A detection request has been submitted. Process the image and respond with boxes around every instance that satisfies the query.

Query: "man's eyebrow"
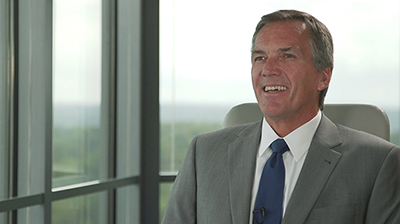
[252,47,298,55]
[251,50,265,56]
[278,47,295,53]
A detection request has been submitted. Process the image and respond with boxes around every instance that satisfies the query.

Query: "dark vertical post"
[105,0,118,223]
[43,0,53,223]
[140,0,160,223]
[10,0,19,223]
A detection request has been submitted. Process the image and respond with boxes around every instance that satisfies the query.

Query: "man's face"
[251,20,330,127]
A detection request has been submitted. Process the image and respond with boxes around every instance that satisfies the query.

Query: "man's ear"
[317,68,332,91]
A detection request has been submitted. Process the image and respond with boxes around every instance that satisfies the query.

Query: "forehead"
[254,20,310,51]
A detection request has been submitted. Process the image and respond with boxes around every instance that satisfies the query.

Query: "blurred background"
[0,0,397,223]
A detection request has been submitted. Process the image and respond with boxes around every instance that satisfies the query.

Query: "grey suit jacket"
[162,114,400,224]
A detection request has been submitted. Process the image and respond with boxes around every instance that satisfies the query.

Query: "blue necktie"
[254,139,289,224]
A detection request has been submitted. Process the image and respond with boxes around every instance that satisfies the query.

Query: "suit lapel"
[228,121,261,224]
[283,115,343,224]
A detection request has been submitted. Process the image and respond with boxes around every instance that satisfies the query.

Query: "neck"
[265,109,319,137]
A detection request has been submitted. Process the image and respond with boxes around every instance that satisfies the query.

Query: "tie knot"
[270,139,289,154]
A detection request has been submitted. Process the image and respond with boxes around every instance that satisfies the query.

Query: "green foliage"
[160,122,222,172]
[159,122,222,221]
[391,130,400,146]
[52,193,106,224]
[53,126,102,182]
[159,183,174,222]
[52,126,105,223]
[53,121,222,223]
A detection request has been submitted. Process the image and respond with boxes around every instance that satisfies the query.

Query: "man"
[162,10,400,224]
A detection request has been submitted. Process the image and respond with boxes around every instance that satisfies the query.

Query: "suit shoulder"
[334,124,399,159]
[336,124,394,147]
[194,121,261,145]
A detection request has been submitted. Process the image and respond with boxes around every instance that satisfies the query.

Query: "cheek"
[294,66,321,88]
[251,67,258,86]
[251,63,263,78]
[297,75,322,98]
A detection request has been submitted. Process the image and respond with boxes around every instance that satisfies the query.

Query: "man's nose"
[262,57,281,77]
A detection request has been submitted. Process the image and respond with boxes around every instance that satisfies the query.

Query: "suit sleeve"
[365,145,400,224]
[161,136,198,224]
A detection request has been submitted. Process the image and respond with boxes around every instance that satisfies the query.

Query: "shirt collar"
[258,110,322,162]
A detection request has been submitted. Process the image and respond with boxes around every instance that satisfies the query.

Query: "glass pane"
[0,213,6,224]
[18,205,43,224]
[160,120,222,173]
[115,1,141,222]
[52,192,107,224]
[159,183,173,223]
[52,0,107,188]
[116,185,140,224]
[116,0,141,178]
[159,1,227,173]
[18,0,52,197]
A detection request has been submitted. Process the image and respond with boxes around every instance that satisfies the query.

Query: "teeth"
[265,86,288,92]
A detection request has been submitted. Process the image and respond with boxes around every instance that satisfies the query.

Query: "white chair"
[223,103,390,141]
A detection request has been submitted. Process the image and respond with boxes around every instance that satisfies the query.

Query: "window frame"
[0,0,160,223]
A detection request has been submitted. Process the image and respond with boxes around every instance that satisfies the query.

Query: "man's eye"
[284,54,294,59]
[254,56,265,62]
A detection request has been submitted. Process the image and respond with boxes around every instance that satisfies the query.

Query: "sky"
[52,0,400,111]
[160,0,400,109]
[53,0,102,106]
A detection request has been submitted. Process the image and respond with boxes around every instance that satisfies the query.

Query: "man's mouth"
[264,86,288,92]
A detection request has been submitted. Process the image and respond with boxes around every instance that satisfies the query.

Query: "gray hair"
[251,10,334,109]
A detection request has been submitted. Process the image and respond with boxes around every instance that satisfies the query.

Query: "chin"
[259,102,284,116]
[260,108,284,119]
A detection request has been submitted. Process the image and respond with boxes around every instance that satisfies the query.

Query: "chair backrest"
[223,103,390,141]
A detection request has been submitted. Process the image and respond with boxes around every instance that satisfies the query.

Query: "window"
[53,0,105,189]
[0,0,159,223]
[159,0,400,219]
[52,1,108,222]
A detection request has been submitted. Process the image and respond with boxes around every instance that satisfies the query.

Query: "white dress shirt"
[249,111,322,224]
